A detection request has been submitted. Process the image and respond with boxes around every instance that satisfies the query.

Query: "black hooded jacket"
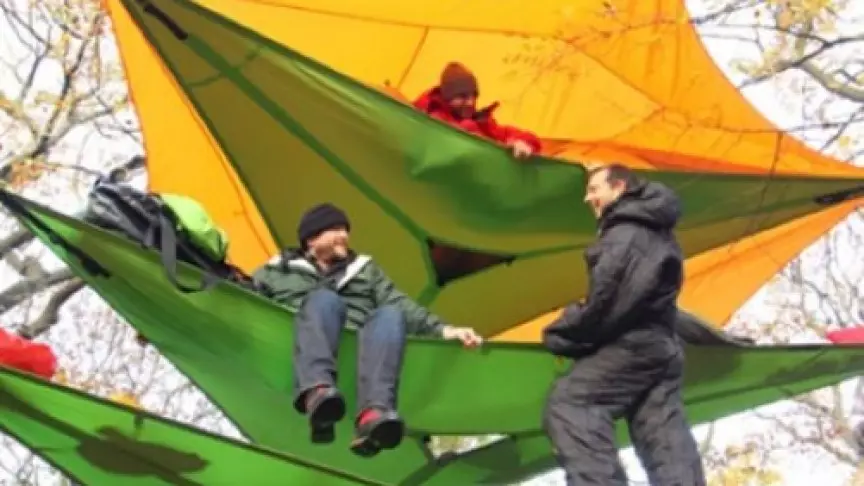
[543,179,684,358]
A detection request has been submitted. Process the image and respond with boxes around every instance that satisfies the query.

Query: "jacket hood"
[600,180,681,232]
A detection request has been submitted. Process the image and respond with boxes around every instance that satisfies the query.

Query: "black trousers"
[543,329,706,486]
[292,289,406,415]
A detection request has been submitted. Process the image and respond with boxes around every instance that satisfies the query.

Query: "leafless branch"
[0,268,75,314]
[819,106,864,152]
[690,0,763,26]
[753,409,858,466]
[798,60,864,103]
[0,224,35,260]
[17,277,85,339]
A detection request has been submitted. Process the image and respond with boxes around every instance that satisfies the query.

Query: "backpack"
[82,180,252,293]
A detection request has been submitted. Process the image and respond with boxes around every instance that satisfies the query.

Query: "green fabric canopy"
[118,0,864,337]
[3,190,864,485]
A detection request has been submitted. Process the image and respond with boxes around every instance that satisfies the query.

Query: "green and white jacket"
[252,249,445,337]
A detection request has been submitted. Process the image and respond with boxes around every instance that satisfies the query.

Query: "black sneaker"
[305,387,346,444]
[349,408,404,457]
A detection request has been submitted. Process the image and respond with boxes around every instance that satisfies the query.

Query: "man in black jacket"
[542,164,706,486]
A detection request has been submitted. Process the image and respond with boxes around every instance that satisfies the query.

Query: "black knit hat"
[297,203,350,248]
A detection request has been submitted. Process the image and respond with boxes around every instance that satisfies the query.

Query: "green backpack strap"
[158,194,229,261]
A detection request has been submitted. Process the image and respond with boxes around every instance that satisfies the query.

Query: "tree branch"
[690,0,764,26]
[797,60,864,103]
[737,32,864,90]
[17,277,85,339]
[818,106,864,152]
[0,224,35,260]
[754,409,858,466]
[0,268,75,314]
[0,3,128,189]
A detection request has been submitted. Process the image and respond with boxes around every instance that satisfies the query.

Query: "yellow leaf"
[32,91,55,105]
[777,8,796,29]
[756,470,784,484]
[838,136,853,149]
[52,368,69,385]
[109,391,142,409]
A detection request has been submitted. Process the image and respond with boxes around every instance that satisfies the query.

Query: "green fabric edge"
[0,366,381,486]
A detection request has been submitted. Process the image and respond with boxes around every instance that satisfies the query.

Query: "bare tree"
[685,0,864,483]
[0,0,139,338]
[694,0,864,158]
[712,216,864,483]
[0,0,136,480]
[0,0,239,483]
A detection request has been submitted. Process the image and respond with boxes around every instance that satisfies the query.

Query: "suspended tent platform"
[3,0,863,482]
[106,0,864,343]
[3,190,864,485]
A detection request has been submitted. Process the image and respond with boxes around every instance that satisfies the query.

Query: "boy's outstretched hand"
[442,326,484,348]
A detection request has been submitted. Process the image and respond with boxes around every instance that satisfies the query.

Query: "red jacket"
[0,328,57,379]
[413,88,542,152]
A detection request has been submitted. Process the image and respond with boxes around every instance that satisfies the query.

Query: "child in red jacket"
[413,62,542,159]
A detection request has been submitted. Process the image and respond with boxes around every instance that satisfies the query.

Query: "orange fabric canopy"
[132,0,863,177]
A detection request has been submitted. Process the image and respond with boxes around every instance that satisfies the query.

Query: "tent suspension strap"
[134,0,188,40]
[814,184,864,206]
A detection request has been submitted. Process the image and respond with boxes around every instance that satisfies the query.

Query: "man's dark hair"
[586,163,638,189]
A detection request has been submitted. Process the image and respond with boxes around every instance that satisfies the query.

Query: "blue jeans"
[292,289,406,414]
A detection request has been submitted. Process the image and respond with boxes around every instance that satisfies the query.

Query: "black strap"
[814,185,864,205]
[145,209,220,293]
[136,0,188,40]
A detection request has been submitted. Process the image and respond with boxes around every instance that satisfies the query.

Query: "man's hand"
[442,326,484,348]
[508,139,534,159]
